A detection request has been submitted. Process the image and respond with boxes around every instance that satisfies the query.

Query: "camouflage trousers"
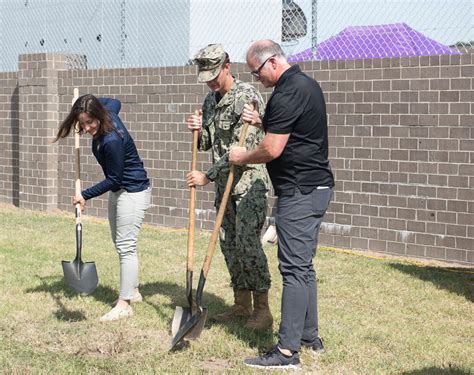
[215,186,271,292]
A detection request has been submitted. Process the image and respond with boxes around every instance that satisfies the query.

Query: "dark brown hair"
[53,94,113,142]
[223,52,230,65]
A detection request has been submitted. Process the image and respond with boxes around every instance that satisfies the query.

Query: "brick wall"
[0,71,19,206]
[0,53,472,264]
[313,54,473,264]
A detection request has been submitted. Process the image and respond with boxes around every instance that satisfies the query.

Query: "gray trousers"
[276,187,333,352]
[108,186,151,300]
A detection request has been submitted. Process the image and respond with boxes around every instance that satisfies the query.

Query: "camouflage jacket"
[200,78,270,195]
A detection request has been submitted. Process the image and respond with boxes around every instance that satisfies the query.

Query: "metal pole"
[120,0,126,67]
[311,0,318,59]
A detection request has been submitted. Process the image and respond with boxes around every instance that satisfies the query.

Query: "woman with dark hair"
[54,94,151,322]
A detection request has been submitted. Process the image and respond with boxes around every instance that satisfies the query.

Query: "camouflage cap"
[194,44,227,82]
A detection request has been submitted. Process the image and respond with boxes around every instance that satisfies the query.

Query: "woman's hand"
[73,193,86,211]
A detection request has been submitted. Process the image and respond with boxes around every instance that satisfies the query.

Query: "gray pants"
[108,187,151,300]
[276,187,333,352]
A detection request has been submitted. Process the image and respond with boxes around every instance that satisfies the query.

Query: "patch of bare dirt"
[200,357,233,372]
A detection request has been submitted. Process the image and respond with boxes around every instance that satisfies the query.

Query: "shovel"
[62,88,99,295]
[171,123,207,340]
[170,119,251,350]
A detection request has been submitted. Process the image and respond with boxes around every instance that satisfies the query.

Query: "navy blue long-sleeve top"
[81,98,149,200]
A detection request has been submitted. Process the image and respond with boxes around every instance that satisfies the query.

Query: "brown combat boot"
[244,291,273,330]
[213,289,252,322]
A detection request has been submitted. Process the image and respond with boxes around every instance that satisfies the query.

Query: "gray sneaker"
[243,346,301,370]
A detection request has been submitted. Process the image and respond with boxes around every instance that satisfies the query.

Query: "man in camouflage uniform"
[185,44,272,330]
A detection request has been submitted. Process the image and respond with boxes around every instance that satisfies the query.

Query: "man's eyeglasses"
[250,54,276,78]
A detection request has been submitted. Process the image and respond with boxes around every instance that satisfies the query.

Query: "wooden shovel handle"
[201,120,250,277]
[72,88,81,221]
[186,110,200,272]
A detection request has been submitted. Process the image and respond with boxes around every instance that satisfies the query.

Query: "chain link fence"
[0,0,472,72]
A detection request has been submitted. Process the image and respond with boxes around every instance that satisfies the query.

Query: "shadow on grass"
[139,281,274,351]
[210,319,276,352]
[26,275,117,302]
[139,280,203,324]
[25,275,274,350]
[389,263,474,303]
[25,275,93,322]
[402,365,473,374]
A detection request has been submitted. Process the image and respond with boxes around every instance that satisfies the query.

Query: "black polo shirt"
[262,65,334,196]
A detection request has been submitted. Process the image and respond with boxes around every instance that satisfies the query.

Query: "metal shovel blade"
[62,259,98,295]
[170,306,208,350]
[171,306,208,340]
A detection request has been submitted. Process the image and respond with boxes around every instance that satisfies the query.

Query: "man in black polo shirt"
[230,39,334,370]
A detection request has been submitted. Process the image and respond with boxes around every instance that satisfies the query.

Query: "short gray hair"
[247,40,286,63]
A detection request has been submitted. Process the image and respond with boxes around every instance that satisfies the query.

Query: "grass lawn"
[0,204,472,374]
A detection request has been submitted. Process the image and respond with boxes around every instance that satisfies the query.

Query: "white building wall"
[189,0,282,62]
